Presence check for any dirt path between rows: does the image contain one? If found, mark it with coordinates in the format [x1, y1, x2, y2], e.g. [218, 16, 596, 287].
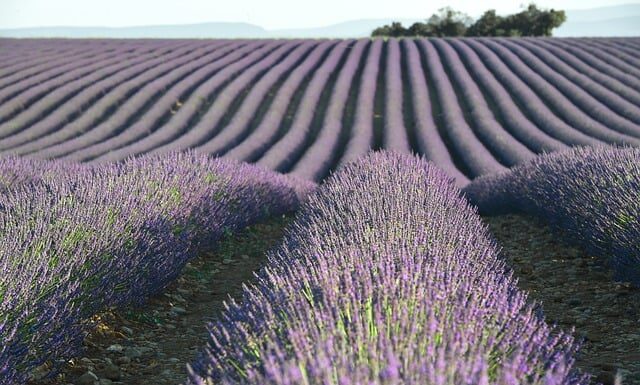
[29, 215, 293, 385]
[486, 214, 640, 385]
[30, 214, 639, 385]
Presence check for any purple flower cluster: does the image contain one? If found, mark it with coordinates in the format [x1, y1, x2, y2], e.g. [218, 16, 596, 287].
[464, 145, 640, 287]
[0, 152, 313, 385]
[187, 151, 587, 385]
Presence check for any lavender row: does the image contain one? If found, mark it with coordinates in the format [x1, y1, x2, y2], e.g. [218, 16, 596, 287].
[94, 40, 298, 163]
[578, 38, 640, 69]
[42, 41, 264, 161]
[225, 41, 336, 163]
[0, 151, 314, 385]
[560, 38, 640, 79]
[540, 38, 640, 92]
[0, 43, 158, 121]
[477, 39, 640, 146]
[383, 38, 411, 152]
[2, 42, 233, 156]
[64, 40, 277, 162]
[432, 39, 536, 166]
[463, 145, 640, 287]
[461, 39, 602, 147]
[419, 39, 506, 177]
[401, 39, 468, 185]
[0, 40, 139, 87]
[0, 42, 211, 152]
[195, 41, 317, 156]
[338, 39, 383, 167]
[290, 39, 368, 181]
[495, 38, 640, 134]
[142, 40, 289, 158]
[447, 39, 566, 154]
[256, 41, 351, 172]
[187, 151, 586, 385]
[521, 38, 640, 113]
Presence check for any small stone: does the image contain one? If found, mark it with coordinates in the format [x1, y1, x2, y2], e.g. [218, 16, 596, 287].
[171, 306, 187, 315]
[520, 265, 533, 275]
[76, 371, 99, 385]
[106, 344, 123, 353]
[168, 357, 180, 364]
[176, 288, 192, 296]
[567, 298, 582, 307]
[102, 364, 121, 381]
[595, 371, 617, 385]
[115, 356, 131, 365]
[99, 379, 113, 385]
[123, 347, 142, 359]
[30, 364, 49, 381]
[121, 326, 134, 336]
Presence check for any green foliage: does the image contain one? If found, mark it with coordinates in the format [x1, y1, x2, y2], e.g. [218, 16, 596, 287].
[371, 3, 566, 37]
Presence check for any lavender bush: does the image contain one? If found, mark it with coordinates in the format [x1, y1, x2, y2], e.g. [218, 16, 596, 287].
[464, 146, 640, 286]
[188, 151, 588, 385]
[0, 152, 313, 385]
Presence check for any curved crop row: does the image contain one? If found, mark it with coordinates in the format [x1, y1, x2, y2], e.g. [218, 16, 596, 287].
[463, 146, 640, 287]
[401, 39, 468, 185]
[477, 39, 640, 146]
[99, 40, 299, 162]
[338, 39, 383, 166]
[448, 39, 566, 154]
[290, 39, 368, 181]
[0, 38, 638, 184]
[256, 40, 352, 172]
[419, 39, 506, 177]
[187, 151, 586, 385]
[496, 38, 640, 134]
[52, 41, 269, 160]
[224, 41, 336, 163]
[0, 43, 157, 120]
[541, 38, 640, 92]
[39, 41, 262, 160]
[0, 152, 313, 385]
[195, 41, 317, 156]
[432, 39, 536, 166]
[518, 39, 640, 118]
[1, 42, 236, 156]
[0, 42, 218, 152]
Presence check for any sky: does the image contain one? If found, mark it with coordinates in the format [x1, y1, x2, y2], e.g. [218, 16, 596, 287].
[0, 0, 637, 30]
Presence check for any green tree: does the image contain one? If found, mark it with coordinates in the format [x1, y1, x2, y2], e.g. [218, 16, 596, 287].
[371, 3, 566, 37]
[371, 21, 408, 37]
[500, 4, 566, 36]
[427, 7, 473, 37]
[466, 10, 503, 37]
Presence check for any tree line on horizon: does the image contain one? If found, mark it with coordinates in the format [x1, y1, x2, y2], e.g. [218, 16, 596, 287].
[371, 4, 566, 37]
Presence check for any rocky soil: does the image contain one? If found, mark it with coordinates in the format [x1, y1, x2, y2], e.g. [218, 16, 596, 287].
[28, 213, 639, 385]
[485, 214, 640, 385]
[28, 214, 293, 385]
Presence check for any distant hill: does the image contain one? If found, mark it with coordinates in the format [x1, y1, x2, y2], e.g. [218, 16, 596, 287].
[0, 22, 268, 38]
[1, 4, 639, 38]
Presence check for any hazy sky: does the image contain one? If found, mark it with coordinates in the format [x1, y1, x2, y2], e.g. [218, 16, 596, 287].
[0, 0, 636, 29]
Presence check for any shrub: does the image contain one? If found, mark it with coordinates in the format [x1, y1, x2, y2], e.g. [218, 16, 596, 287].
[187, 151, 587, 385]
[464, 145, 640, 286]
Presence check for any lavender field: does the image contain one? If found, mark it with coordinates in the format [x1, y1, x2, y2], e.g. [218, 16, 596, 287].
[0, 37, 639, 385]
